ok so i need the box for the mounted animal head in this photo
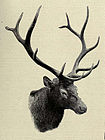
[5,6,100,132]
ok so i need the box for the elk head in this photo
[5,6,100,132]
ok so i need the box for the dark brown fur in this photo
[29,87,64,132]
[29,77,87,132]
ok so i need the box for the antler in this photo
[59,7,100,80]
[5,6,59,77]
[5,6,82,81]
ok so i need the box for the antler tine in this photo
[80,63,94,78]
[80,6,89,42]
[70,63,94,81]
[59,63,66,76]
[76,60,100,72]
[5,6,66,79]
[5,12,25,45]
[25,5,42,46]
[59,13,80,38]
[87,36,100,53]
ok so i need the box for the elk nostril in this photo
[79,106,87,112]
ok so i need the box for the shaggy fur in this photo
[29,88,64,132]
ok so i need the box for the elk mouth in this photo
[71,105,87,115]
[75,110,86,114]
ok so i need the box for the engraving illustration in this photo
[5,6,99,132]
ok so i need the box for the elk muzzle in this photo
[70,97,87,114]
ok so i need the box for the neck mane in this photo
[29,87,64,132]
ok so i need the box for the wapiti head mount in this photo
[6,6,100,132]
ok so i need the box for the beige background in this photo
[0,0,105,140]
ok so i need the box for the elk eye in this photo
[70,96,77,102]
[60,89,68,99]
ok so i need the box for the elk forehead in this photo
[52,78,78,95]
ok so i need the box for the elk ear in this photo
[43,76,53,88]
